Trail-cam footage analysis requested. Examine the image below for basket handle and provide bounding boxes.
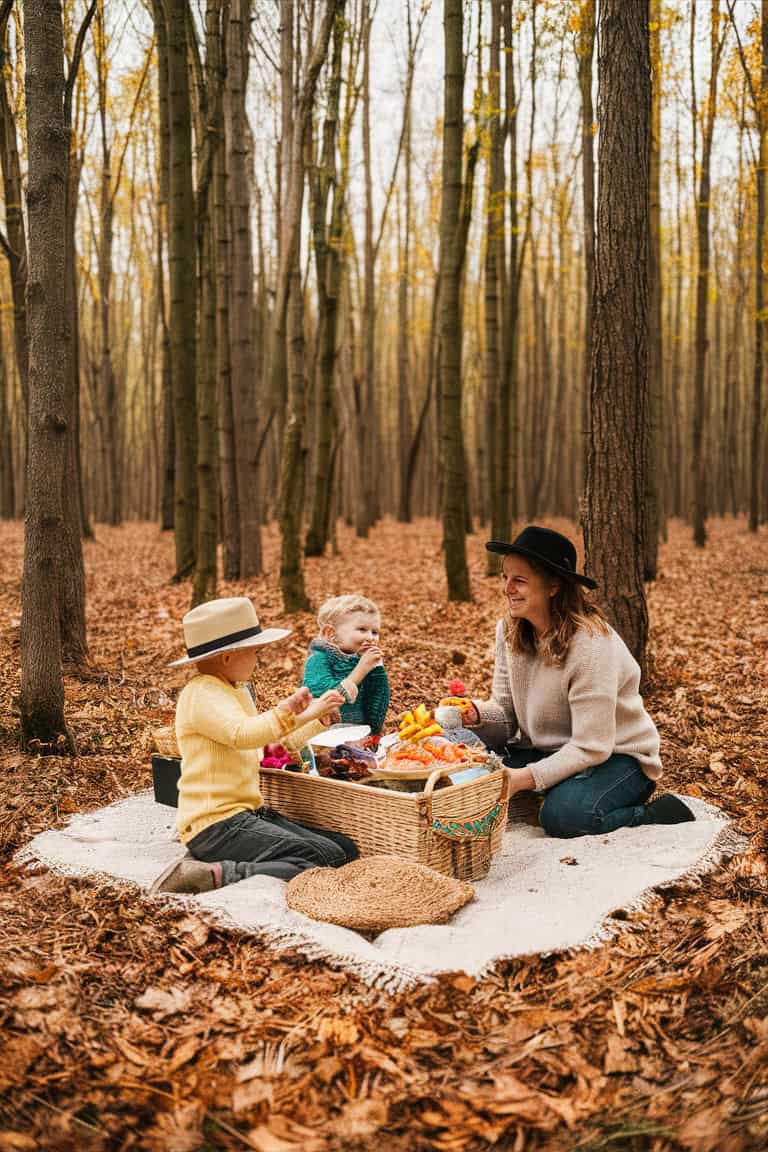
[422,764,513,827]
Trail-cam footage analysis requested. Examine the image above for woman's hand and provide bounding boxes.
[460,702,479,725]
[439,695,479,725]
[506,765,536,794]
[278,686,312,715]
[296,689,345,726]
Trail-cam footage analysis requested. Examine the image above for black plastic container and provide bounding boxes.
[152,755,182,807]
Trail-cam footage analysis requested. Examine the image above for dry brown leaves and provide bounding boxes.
[0,517,767,1151]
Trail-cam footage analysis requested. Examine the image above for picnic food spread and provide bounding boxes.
[287,693,494,787]
[397,703,443,743]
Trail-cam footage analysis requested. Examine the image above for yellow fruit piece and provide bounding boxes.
[398,722,420,740]
[414,723,443,741]
[401,710,415,726]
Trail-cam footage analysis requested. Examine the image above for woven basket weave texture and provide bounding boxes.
[261,764,510,881]
[150,724,511,881]
[152,726,180,758]
[286,854,474,932]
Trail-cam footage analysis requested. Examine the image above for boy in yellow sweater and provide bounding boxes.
[151,597,358,894]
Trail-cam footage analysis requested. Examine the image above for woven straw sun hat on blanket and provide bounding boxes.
[286,855,475,933]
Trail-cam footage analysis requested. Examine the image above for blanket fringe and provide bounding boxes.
[13,841,429,993]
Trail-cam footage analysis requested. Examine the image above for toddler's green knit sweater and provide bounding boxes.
[302,640,390,734]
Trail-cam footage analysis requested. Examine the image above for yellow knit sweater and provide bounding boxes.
[175,674,324,844]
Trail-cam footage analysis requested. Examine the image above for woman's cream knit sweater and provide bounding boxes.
[474,621,663,792]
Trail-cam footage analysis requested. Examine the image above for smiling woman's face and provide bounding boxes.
[501,554,559,632]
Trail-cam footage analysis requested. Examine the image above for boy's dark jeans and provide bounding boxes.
[503,746,656,839]
[188,807,359,884]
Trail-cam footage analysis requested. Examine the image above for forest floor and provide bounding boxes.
[0,516,766,1152]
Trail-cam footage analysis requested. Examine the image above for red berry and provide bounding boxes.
[448,678,466,696]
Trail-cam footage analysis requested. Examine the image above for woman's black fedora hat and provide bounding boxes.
[486,525,598,590]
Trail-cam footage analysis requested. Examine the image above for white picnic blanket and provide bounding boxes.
[16,791,746,992]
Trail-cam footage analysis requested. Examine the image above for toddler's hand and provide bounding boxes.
[297,689,345,725]
[357,645,383,674]
[279,686,312,715]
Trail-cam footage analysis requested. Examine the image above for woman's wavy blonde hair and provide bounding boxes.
[503,556,609,665]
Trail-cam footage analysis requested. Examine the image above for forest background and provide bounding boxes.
[1,0,768,1148]
[7,0,768,745]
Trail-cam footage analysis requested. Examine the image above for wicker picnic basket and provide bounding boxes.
[260,762,512,882]
[150,724,512,880]
[152,726,180,758]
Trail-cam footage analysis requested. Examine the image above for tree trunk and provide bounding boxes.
[439,0,470,601]
[500,0,521,533]
[576,0,595,491]
[228,0,262,576]
[584,0,650,669]
[20,0,75,751]
[644,0,662,577]
[396,3,417,524]
[192,1,225,606]
[166,0,198,578]
[0,320,14,516]
[276,0,308,611]
[210,1,239,584]
[152,0,175,531]
[690,0,722,548]
[359,0,375,536]
[306,6,344,555]
[484,0,503,565]
[59,6,94,663]
[96,2,121,526]
[750,0,768,531]
[275,0,340,611]
[671,106,685,518]
[0,4,29,418]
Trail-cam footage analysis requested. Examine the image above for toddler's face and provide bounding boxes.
[330,611,380,655]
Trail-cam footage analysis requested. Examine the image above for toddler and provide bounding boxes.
[151,597,358,894]
[303,594,390,735]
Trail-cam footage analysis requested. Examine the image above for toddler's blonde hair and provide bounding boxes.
[317,594,381,632]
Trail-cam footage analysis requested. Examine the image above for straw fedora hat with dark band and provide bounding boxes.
[486,525,598,590]
[169,597,291,667]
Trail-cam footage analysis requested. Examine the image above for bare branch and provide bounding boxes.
[0,224,15,264]
[64,0,98,132]
[110,36,155,208]
[725,0,758,112]
[371,0,430,264]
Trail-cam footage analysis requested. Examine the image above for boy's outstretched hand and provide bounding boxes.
[278,686,312,715]
[296,689,345,726]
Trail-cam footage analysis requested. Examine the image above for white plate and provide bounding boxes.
[307,724,371,749]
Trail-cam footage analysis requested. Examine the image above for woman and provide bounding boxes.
[462,526,694,838]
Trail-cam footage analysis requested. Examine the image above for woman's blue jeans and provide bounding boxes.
[503,747,657,839]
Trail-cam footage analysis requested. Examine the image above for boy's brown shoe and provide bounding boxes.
[151,858,221,894]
